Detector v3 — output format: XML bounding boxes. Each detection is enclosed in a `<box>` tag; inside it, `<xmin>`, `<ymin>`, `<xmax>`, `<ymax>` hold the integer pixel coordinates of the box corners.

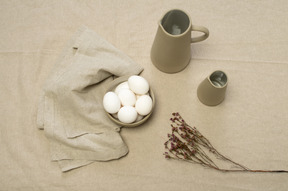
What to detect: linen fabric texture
<box><xmin>37</xmin><ymin>27</ymin><xmax>143</xmax><ymax>172</ymax></box>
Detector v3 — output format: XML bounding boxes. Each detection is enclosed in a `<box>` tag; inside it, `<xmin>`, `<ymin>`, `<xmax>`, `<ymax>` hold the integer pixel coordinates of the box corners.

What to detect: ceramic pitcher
<box><xmin>151</xmin><ymin>9</ymin><xmax>209</xmax><ymax>73</ymax></box>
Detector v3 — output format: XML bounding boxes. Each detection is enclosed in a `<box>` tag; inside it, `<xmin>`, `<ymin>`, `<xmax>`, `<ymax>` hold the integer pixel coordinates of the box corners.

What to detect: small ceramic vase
<box><xmin>197</xmin><ymin>71</ymin><xmax>228</xmax><ymax>106</ymax></box>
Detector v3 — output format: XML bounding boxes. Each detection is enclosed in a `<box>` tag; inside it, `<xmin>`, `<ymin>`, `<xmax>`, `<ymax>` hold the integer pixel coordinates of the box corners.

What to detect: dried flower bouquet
<box><xmin>164</xmin><ymin>113</ymin><xmax>288</xmax><ymax>173</ymax></box>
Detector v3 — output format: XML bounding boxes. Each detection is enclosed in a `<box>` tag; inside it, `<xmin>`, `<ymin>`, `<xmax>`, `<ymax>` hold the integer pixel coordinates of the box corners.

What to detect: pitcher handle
<box><xmin>191</xmin><ymin>25</ymin><xmax>209</xmax><ymax>43</ymax></box>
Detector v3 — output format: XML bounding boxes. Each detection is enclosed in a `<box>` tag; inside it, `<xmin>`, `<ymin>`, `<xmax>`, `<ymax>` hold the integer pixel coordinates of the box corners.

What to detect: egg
<box><xmin>114</xmin><ymin>81</ymin><xmax>129</xmax><ymax>95</ymax></box>
<box><xmin>135</xmin><ymin>95</ymin><xmax>153</xmax><ymax>115</ymax></box>
<box><xmin>136</xmin><ymin>92</ymin><xmax>149</xmax><ymax>100</ymax></box>
<box><xmin>135</xmin><ymin>114</ymin><xmax>144</xmax><ymax>122</ymax></box>
<box><xmin>128</xmin><ymin>75</ymin><xmax>149</xmax><ymax>95</ymax></box>
<box><xmin>103</xmin><ymin>92</ymin><xmax>121</xmax><ymax>114</ymax></box>
<box><xmin>118</xmin><ymin>106</ymin><xmax>138</xmax><ymax>123</ymax></box>
<box><xmin>118</xmin><ymin>89</ymin><xmax>136</xmax><ymax>106</ymax></box>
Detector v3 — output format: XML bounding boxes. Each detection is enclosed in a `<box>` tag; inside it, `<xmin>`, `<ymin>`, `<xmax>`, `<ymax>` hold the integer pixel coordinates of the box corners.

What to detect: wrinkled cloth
<box><xmin>37</xmin><ymin>26</ymin><xmax>143</xmax><ymax>172</ymax></box>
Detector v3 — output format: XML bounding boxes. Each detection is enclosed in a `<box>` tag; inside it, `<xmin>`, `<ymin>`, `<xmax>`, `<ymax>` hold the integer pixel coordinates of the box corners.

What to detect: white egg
<box><xmin>128</xmin><ymin>75</ymin><xmax>149</xmax><ymax>95</ymax></box>
<box><xmin>136</xmin><ymin>94</ymin><xmax>141</xmax><ymax>100</ymax></box>
<box><xmin>114</xmin><ymin>81</ymin><xmax>129</xmax><ymax>95</ymax></box>
<box><xmin>136</xmin><ymin>92</ymin><xmax>149</xmax><ymax>100</ymax></box>
<box><xmin>135</xmin><ymin>114</ymin><xmax>144</xmax><ymax>122</ymax></box>
<box><xmin>135</xmin><ymin>95</ymin><xmax>153</xmax><ymax>116</ymax></box>
<box><xmin>103</xmin><ymin>92</ymin><xmax>121</xmax><ymax>114</ymax></box>
<box><xmin>118</xmin><ymin>89</ymin><xmax>136</xmax><ymax>106</ymax></box>
<box><xmin>117</xmin><ymin>106</ymin><xmax>138</xmax><ymax>123</ymax></box>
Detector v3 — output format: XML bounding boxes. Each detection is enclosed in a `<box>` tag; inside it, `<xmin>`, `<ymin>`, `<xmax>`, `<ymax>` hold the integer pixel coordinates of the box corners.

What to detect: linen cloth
<box><xmin>37</xmin><ymin>26</ymin><xmax>143</xmax><ymax>171</ymax></box>
<box><xmin>1</xmin><ymin>0</ymin><xmax>288</xmax><ymax>191</ymax></box>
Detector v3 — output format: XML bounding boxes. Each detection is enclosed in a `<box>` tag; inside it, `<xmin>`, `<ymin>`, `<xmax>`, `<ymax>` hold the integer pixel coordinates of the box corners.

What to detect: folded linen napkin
<box><xmin>37</xmin><ymin>26</ymin><xmax>143</xmax><ymax>172</ymax></box>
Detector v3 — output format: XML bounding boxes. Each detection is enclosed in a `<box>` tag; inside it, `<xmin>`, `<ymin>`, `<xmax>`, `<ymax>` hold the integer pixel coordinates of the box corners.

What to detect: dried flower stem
<box><xmin>164</xmin><ymin>112</ymin><xmax>288</xmax><ymax>173</ymax></box>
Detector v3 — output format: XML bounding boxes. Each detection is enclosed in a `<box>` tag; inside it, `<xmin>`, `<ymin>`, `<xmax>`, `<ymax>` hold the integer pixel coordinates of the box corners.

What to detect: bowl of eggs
<box><xmin>103</xmin><ymin>75</ymin><xmax>155</xmax><ymax>127</ymax></box>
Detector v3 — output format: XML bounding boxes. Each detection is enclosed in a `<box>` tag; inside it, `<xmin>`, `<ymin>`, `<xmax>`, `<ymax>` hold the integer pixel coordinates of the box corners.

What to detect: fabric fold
<box><xmin>37</xmin><ymin>26</ymin><xmax>143</xmax><ymax>172</ymax></box>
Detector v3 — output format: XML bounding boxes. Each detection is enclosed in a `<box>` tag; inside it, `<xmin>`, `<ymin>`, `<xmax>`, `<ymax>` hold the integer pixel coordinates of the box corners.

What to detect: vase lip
<box><xmin>207</xmin><ymin>70</ymin><xmax>228</xmax><ymax>88</ymax></box>
<box><xmin>158</xmin><ymin>9</ymin><xmax>192</xmax><ymax>38</ymax></box>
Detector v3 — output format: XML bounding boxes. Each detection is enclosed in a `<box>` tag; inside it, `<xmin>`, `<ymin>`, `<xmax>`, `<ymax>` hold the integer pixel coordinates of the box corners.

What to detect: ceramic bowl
<box><xmin>104</xmin><ymin>75</ymin><xmax>155</xmax><ymax>127</ymax></box>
